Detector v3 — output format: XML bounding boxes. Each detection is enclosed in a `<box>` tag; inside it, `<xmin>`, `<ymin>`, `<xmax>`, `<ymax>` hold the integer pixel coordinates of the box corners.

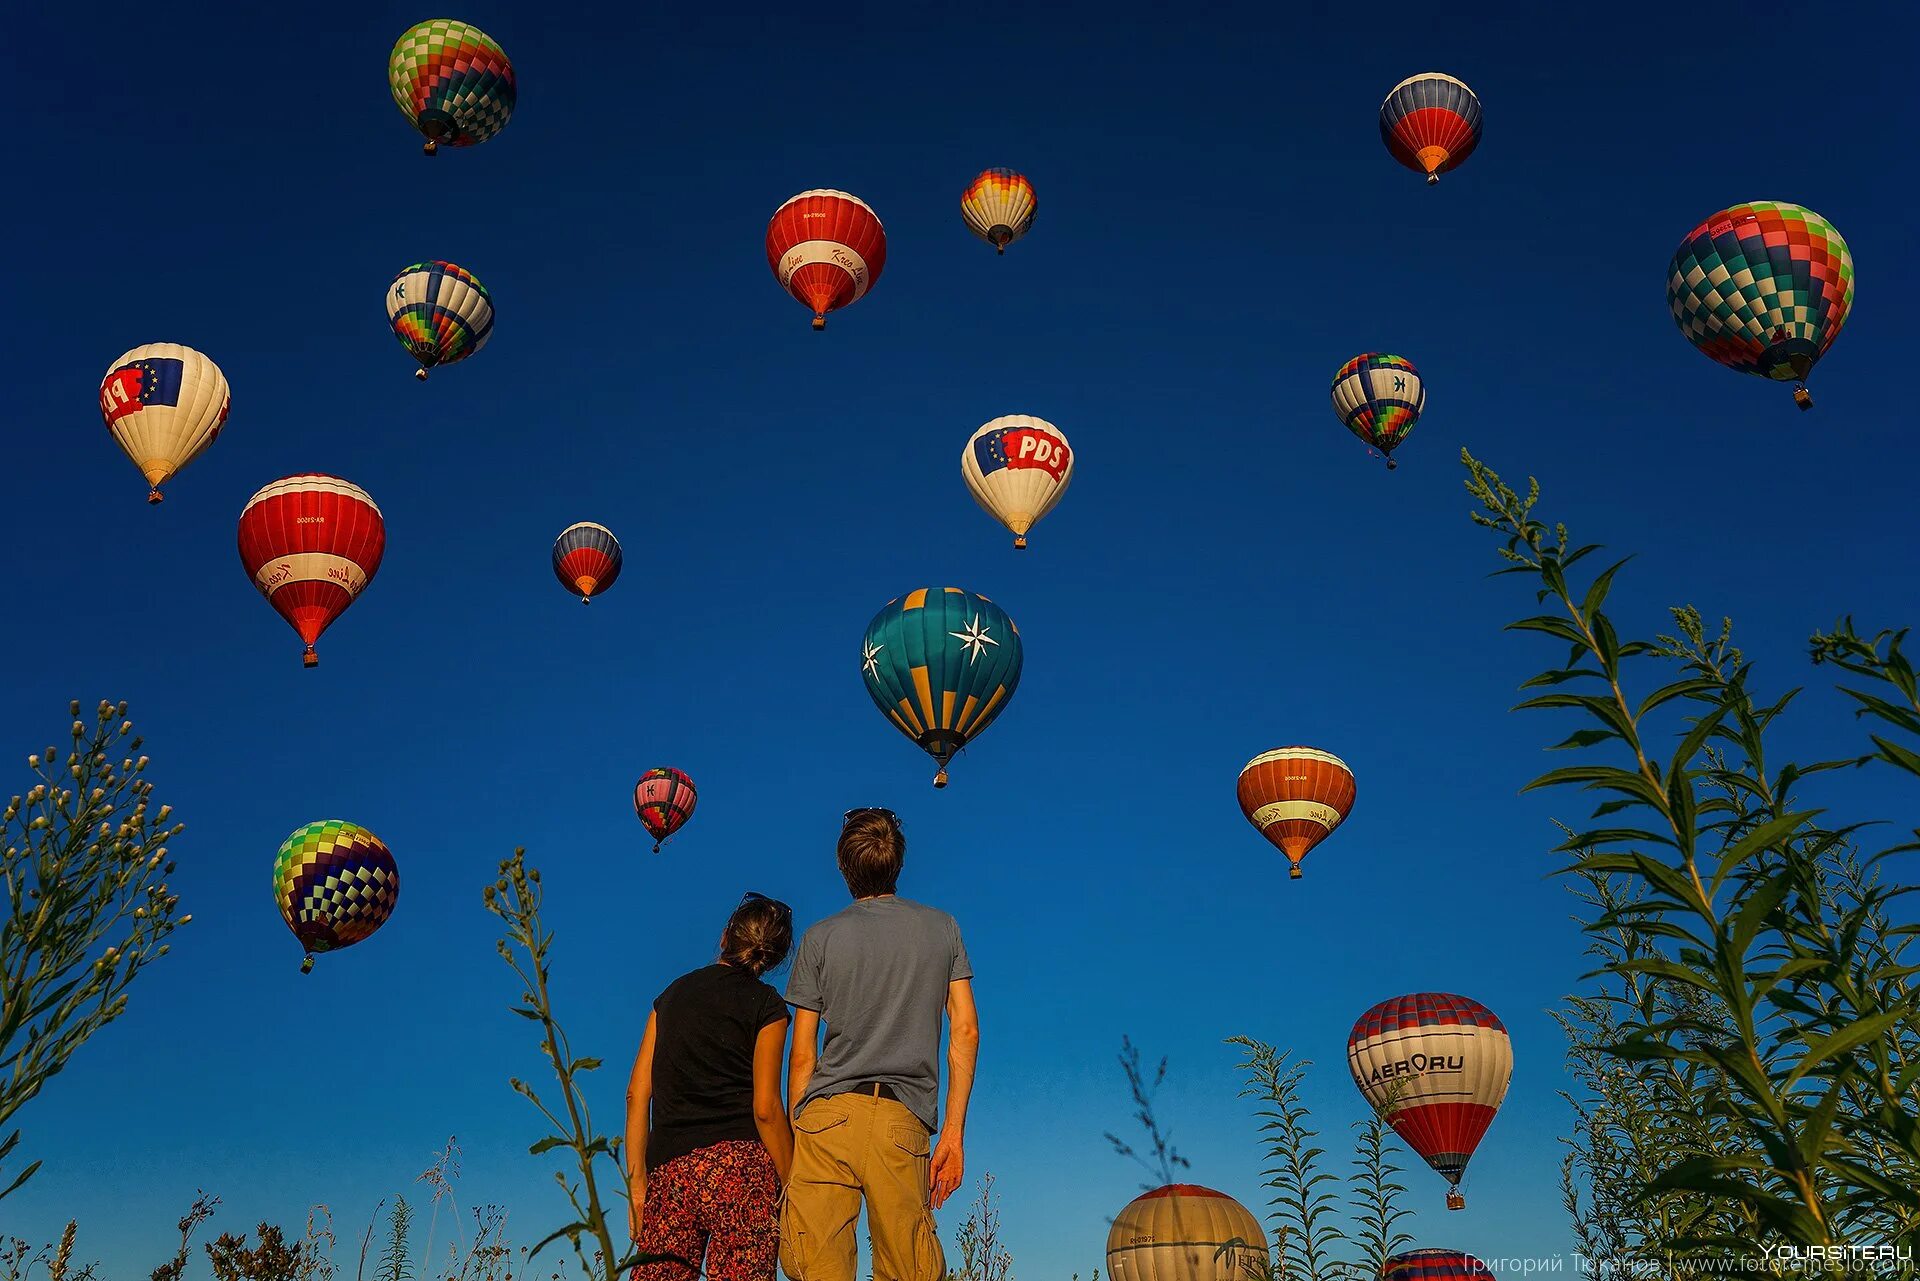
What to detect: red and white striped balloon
<box><xmin>1348</xmin><ymin>993</ymin><xmax>1512</xmax><ymax>1210</ymax></box>
<box><xmin>765</xmin><ymin>189</ymin><xmax>887</xmax><ymax>330</ymax></box>
<box><xmin>237</xmin><ymin>475</ymin><xmax>386</xmax><ymax>667</ymax></box>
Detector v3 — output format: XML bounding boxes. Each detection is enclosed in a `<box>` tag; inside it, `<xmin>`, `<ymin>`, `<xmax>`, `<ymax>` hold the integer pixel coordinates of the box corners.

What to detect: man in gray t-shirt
<box><xmin>780</xmin><ymin>808</ymin><xmax>979</xmax><ymax>1281</ymax></box>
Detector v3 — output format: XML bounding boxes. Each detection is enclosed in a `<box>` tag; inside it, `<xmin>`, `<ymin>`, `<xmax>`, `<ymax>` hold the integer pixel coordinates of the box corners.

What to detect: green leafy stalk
<box><xmin>1103</xmin><ymin>1036</ymin><xmax>1191</xmax><ymax>1189</ymax></box>
<box><xmin>1345</xmin><ymin>1112</ymin><xmax>1411</xmax><ymax>1279</ymax></box>
<box><xmin>1229</xmin><ymin>1037</ymin><xmax>1343</xmax><ymax>1281</ymax></box>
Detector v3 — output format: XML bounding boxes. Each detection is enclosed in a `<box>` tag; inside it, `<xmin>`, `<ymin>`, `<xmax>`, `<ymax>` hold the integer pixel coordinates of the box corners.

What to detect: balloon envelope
<box><xmin>1237</xmin><ymin>747</ymin><xmax>1355</xmax><ymax>878</ymax></box>
<box><xmin>237</xmin><ymin>475</ymin><xmax>386</xmax><ymax>667</ymax></box>
<box><xmin>634</xmin><ymin>768</ymin><xmax>697</xmax><ymax>852</ymax></box>
<box><xmin>1348</xmin><ymin>993</ymin><xmax>1512</xmax><ymax>1206</ymax></box>
<box><xmin>99</xmin><ymin>343</ymin><xmax>231</xmax><ymax>502</ymax></box>
<box><xmin>1667</xmin><ymin>201</ymin><xmax>1853</xmax><ymax>407</ymax></box>
<box><xmin>960</xmin><ymin>168</ymin><xmax>1038</xmax><ymax>254</ymax></box>
<box><xmin>766</xmin><ymin>190</ymin><xmax>887</xmax><ymax>329</ymax></box>
<box><xmin>861</xmin><ymin>588</ymin><xmax>1022</xmax><ymax>787</ymax></box>
<box><xmin>552</xmin><ymin>522</ymin><xmax>622</xmax><ymax>602</ymax></box>
<box><xmin>388</xmin><ymin>261</ymin><xmax>494</xmax><ymax>379</ymax></box>
<box><xmin>1383</xmin><ymin>1250</ymin><xmax>1497</xmax><ymax>1281</ymax></box>
<box><xmin>961</xmin><ymin>415</ymin><xmax>1074</xmax><ymax>548</ymax></box>
<box><xmin>273</xmin><ymin>819</ymin><xmax>399</xmax><ymax>972</ymax></box>
<box><xmin>1379</xmin><ymin>73</ymin><xmax>1482</xmax><ymax>183</ymax></box>
<box><xmin>1106</xmin><ymin>1185</ymin><xmax>1267</xmax><ymax>1281</ymax></box>
<box><xmin>389</xmin><ymin>19</ymin><xmax>516</xmax><ymax>155</ymax></box>
<box><xmin>1331</xmin><ymin>354</ymin><xmax>1424</xmax><ymax>466</ymax></box>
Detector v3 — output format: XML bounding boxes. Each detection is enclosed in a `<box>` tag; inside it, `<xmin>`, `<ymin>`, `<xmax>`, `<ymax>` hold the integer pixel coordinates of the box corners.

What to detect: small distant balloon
<box><xmin>961</xmin><ymin>414</ymin><xmax>1074</xmax><ymax>549</ymax></box>
<box><xmin>766</xmin><ymin>190</ymin><xmax>887</xmax><ymax>330</ymax></box>
<box><xmin>389</xmin><ymin>19</ymin><xmax>516</xmax><ymax>156</ymax></box>
<box><xmin>1380</xmin><ymin>73</ymin><xmax>1482</xmax><ymax>185</ymax></box>
<box><xmin>1237</xmin><ymin>747</ymin><xmax>1355</xmax><ymax>879</ymax></box>
<box><xmin>273</xmin><ymin>819</ymin><xmax>399</xmax><ymax>974</ymax></box>
<box><xmin>387</xmin><ymin>261</ymin><xmax>494</xmax><ymax>380</ymax></box>
<box><xmin>99</xmin><ymin>343</ymin><xmax>231</xmax><ymax>504</ymax></box>
<box><xmin>1331</xmin><ymin>354</ymin><xmax>1424</xmax><ymax>469</ymax></box>
<box><xmin>634</xmin><ymin>768</ymin><xmax>697</xmax><ymax>852</ymax></box>
<box><xmin>237</xmin><ymin>475</ymin><xmax>386</xmax><ymax>668</ymax></box>
<box><xmin>1106</xmin><ymin>1185</ymin><xmax>1267</xmax><ymax>1281</ymax></box>
<box><xmin>552</xmin><ymin>522</ymin><xmax>622</xmax><ymax>603</ymax></box>
<box><xmin>960</xmin><ymin>168</ymin><xmax>1037</xmax><ymax>255</ymax></box>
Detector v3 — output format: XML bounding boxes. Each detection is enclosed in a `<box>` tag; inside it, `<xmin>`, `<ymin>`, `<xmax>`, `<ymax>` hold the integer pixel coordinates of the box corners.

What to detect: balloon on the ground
<box><xmin>1237</xmin><ymin>747</ymin><xmax>1355</xmax><ymax>879</ymax></box>
<box><xmin>634</xmin><ymin>767</ymin><xmax>697</xmax><ymax>853</ymax></box>
<box><xmin>861</xmin><ymin>588</ymin><xmax>1022</xmax><ymax>788</ymax></box>
<box><xmin>388</xmin><ymin>261</ymin><xmax>495</xmax><ymax>380</ymax></box>
<box><xmin>1667</xmin><ymin>201</ymin><xmax>1854</xmax><ymax>410</ymax></box>
<box><xmin>99</xmin><ymin>344</ymin><xmax>231</xmax><ymax>504</ymax></box>
<box><xmin>1106</xmin><ymin>1184</ymin><xmax>1267</xmax><ymax>1281</ymax></box>
<box><xmin>238</xmin><ymin>475</ymin><xmax>386</xmax><ymax>668</ymax></box>
<box><xmin>766</xmin><ymin>190</ymin><xmax>887</xmax><ymax>330</ymax></box>
<box><xmin>1383</xmin><ymin>1250</ymin><xmax>1497</xmax><ymax>1281</ymax></box>
<box><xmin>389</xmin><ymin>19</ymin><xmax>516</xmax><ymax>156</ymax></box>
<box><xmin>1348</xmin><ymin>993</ymin><xmax>1512</xmax><ymax>1210</ymax></box>
<box><xmin>273</xmin><ymin>819</ymin><xmax>400</xmax><ymax>973</ymax></box>
<box><xmin>1331</xmin><ymin>354</ymin><xmax>1424</xmax><ymax>469</ymax></box>
<box><xmin>552</xmin><ymin>522</ymin><xmax>622</xmax><ymax>603</ymax></box>
<box><xmin>960</xmin><ymin>168</ymin><xmax>1038</xmax><ymax>255</ymax></box>
<box><xmin>1380</xmin><ymin>73</ymin><xmax>1482</xmax><ymax>184</ymax></box>
<box><xmin>961</xmin><ymin>415</ymin><xmax>1074</xmax><ymax>549</ymax></box>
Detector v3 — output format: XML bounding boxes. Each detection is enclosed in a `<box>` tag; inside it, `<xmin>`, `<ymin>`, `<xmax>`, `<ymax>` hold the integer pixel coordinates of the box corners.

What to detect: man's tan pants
<box><xmin>779</xmin><ymin>1093</ymin><xmax>945</xmax><ymax>1281</ymax></box>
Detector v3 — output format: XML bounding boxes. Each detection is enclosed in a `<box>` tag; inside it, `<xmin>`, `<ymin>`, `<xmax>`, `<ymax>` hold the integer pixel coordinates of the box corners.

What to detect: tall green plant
<box><xmin>1</xmin><ymin>700</ymin><xmax>189</xmax><ymax>1199</ymax></box>
<box><xmin>1229</xmin><ymin>1037</ymin><xmax>1343</xmax><ymax>1280</ymax></box>
<box><xmin>1464</xmin><ymin>449</ymin><xmax>1920</xmax><ymax>1256</ymax></box>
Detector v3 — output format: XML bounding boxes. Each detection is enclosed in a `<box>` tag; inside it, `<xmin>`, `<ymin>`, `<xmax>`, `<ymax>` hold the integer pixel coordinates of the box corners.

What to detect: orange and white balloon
<box><xmin>1106</xmin><ymin>1185</ymin><xmax>1266</xmax><ymax>1281</ymax></box>
<box><xmin>98</xmin><ymin>343</ymin><xmax>231</xmax><ymax>503</ymax></box>
<box><xmin>961</xmin><ymin>415</ymin><xmax>1074</xmax><ymax>549</ymax></box>
<box><xmin>765</xmin><ymin>190</ymin><xmax>887</xmax><ymax>330</ymax></box>
<box><xmin>1236</xmin><ymin>747</ymin><xmax>1355</xmax><ymax>879</ymax></box>
<box><xmin>960</xmin><ymin>168</ymin><xmax>1037</xmax><ymax>255</ymax></box>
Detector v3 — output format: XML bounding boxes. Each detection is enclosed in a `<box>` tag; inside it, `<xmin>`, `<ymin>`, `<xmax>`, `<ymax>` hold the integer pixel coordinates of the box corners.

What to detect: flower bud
<box><xmin>71</xmin><ymin>721</ymin><xmax>85</xmax><ymax>739</ymax></box>
<box><xmin>178</xmin><ymin>914</ymin><xmax>192</xmax><ymax>925</ymax></box>
<box><xmin>27</xmin><ymin>755</ymin><xmax>38</xmax><ymax>768</ymax></box>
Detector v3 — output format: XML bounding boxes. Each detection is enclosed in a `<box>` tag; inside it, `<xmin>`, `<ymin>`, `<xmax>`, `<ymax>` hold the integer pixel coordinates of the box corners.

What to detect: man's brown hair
<box><xmin>837</xmin><ymin>809</ymin><xmax>904</xmax><ymax>898</ymax></box>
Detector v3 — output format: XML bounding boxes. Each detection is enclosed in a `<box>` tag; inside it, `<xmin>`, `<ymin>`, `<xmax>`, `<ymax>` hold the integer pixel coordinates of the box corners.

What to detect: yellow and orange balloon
<box><xmin>960</xmin><ymin>168</ymin><xmax>1037</xmax><ymax>255</ymax></box>
<box><xmin>1237</xmin><ymin>746</ymin><xmax>1355</xmax><ymax>878</ymax></box>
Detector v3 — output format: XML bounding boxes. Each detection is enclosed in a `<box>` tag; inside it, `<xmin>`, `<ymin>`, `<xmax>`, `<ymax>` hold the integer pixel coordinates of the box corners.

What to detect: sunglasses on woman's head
<box><xmin>740</xmin><ymin>890</ymin><xmax>792</xmax><ymax>919</ymax></box>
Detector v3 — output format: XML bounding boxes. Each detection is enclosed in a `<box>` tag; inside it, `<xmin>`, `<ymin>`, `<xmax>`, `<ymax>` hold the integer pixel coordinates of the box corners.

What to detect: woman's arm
<box><xmin>752</xmin><ymin>1016</ymin><xmax>795</xmax><ymax>1183</ymax></box>
<box><xmin>787</xmin><ymin>1007</ymin><xmax>820</xmax><ymax>1119</ymax></box>
<box><xmin>623</xmin><ymin>1012</ymin><xmax>658</xmax><ymax>1240</ymax></box>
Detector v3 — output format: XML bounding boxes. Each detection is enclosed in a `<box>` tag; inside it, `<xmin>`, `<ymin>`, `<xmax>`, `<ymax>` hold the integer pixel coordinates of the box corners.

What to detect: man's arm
<box><xmin>930</xmin><ymin>978</ymin><xmax>979</xmax><ymax>1210</ymax></box>
<box><xmin>788</xmin><ymin>1006</ymin><xmax>821</xmax><ymax>1119</ymax></box>
<box><xmin>752</xmin><ymin>1016</ymin><xmax>796</xmax><ymax>1182</ymax></box>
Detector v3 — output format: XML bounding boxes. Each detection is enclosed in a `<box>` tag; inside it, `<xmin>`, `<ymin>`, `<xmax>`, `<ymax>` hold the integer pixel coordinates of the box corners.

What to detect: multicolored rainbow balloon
<box><xmin>388</xmin><ymin>19</ymin><xmax>516</xmax><ymax>156</ymax></box>
<box><xmin>1331</xmin><ymin>353</ymin><xmax>1425</xmax><ymax>469</ymax></box>
<box><xmin>387</xmin><ymin>261</ymin><xmax>494</xmax><ymax>380</ymax></box>
<box><xmin>272</xmin><ymin>820</ymin><xmax>400</xmax><ymax>973</ymax></box>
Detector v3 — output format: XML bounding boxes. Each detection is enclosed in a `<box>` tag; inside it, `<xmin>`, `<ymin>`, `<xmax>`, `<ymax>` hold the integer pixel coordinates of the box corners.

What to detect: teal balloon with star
<box><xmin>860</xmin><ymin>587</ymin><xmax>1024</xmax><ymax>788</ymax></box>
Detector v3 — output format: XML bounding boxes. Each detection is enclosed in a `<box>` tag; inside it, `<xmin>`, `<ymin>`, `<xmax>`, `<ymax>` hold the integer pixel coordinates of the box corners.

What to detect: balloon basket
<box><xmin>303</xmin><ymin>651</ymin><xmax>318</xmax><ymax>669</ymax></box>
<box><xmin>811</xmin><ymin>315</ymin><xmax>827</xmax><ymax>331</ymax></box>
<box><xmin>1447</xmin><ymin>1190</ymin><xmax>1465</xmax><ymax>1211</ymax></box>
<box><xmin>1794</xmin><ymin>386</ymin><xmax>1813</xmax><ymax>411</ymax></box>
<box><xmin>148</xmin><ymin>489</ymin><xmax>164</xmax><ymax>505</ymax></box>
<box><xmin>415</xmin><ymin>368</ymin><xmax>429</xmax><ymax>381</ymax></box>
<box><xmin>301</xmin><ymin>955</ymin><xmax>314</xmax><ymax>974</ymax></box>
<box><xmin>581</xmin><ymin>595</ymin><xmax>592</xmax><ymax>605</ymax></box>
<box><xmin>652</xmin><ymin>841</ymin><xmax>662</xmax><ymax>854</ymax></box>
<box><xmin>1289</xmin><ymin>864</ymin><xmax>1303</xmax><ymax>880</ymax></box>
<box><xmin>423</xmin><ymin>140</ymin><xmax>438</xmax><ymax>157</ymax></box>
<box><xmin>1013</xmin><ymin>534</ymin><xmax>1028</xmax><ymax>550</ymax></box>
<box><xmin>933</xmin><ymin>767</ymin><xmax>949</xmax><ymax>789</ymax></box>
<box><xmin>1427</xmin><ymin>173</ymin><xmax>1440</xmax><ymax>186</ymax></box>
<box><xmin>1386</xmin><ymin>458</ymin><xmax>1398</xmax><ymax>471</ymax></box>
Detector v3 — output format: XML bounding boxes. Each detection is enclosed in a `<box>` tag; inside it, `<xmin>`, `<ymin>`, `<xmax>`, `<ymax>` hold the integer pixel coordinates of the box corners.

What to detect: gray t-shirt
<box><xmin>784</xmin><ymin>896</ymin><xmax>972</xmax><ymax>1131</ymax></box>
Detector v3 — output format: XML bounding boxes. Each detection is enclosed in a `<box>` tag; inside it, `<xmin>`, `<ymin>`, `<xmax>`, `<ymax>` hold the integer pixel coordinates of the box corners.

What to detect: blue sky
<box><xmin>5</xmin><ymin>0</ymin><xmax>1916</xmax><ymax>1273</ymax></box>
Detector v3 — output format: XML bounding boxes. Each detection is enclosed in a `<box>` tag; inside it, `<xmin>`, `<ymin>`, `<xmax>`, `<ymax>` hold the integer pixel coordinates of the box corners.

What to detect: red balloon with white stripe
<box><xmin>1348</xmin><ymin>993</ymin><xmax>1512</xmax><ymax>1210</ymax></box>
<box><xmin>237</xmin><ymin>475</ymin><xmax>386</xmax><ymax>668</ymax></box>
<box><xmin>766</xmin><ymin>189</ymin><xmax>887</xmax><ymax>330</ymax></box>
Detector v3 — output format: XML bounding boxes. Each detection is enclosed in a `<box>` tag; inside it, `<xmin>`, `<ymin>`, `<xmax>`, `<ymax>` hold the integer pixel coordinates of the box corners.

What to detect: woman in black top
<box><xmin>625</xmin><ymin>893</ymin><xmax>794</xmax><ymax>1281</ymax></box>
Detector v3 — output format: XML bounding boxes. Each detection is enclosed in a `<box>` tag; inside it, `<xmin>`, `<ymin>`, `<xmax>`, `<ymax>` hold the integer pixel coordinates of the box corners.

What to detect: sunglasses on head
<box><xmin>844</xmin><ymin>806</ymin><xmax>900</xmax><ymax>826</ymax></box>
<box><xmin>740</xmin><ymin>890</ymin><xmax>792</xmax><ymax>920</ymax></box>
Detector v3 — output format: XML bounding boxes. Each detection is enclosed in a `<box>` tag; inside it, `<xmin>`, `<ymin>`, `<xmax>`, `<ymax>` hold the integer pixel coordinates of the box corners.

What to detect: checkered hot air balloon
<box><xmin>387</xmin><ymin>261</ymin><xmax>495</xmax><ymax>380</ymax></box>
<box><xmin>237</xmin><ymin>475</ymin><xmax>386</xmax><ymax>668</ymax></box>
<box><xmin>552</xmin><ymin>522</ymin><xmax>622</xmax><ymax>603</ymax></box>
<box><xmin>1667</xmin><ymin>201</ymin><xmax>1854</xmax><ymax>410</ymax></box>
<box><xmin>1348</xmin><ymin>993</ymin><xmax>1512</xmax><ymax>1210</ymax></box>
<box><xmin>861</xmin><ymin>588</ymin><xmax>1023</xmax><ymax>788</ymax></box>
<box><xmin>961</xmin><ymin>415</ymin><xmax>1074</xmax><ymax>550</ymax></box>
<box><xmin>1105</xmin><ymin>1185</ymin><xmax>1267</xmax><ymax>1281</ymax></box>
<box><xmin>1383</xmin><ymin>1250</ymin><xmax>1497</xmax><ymax>1281</ymax></box>
<box><xmin>1331</xmin><ymin>354</ymin><xmax>1424</xmax><ymax>469</ymax></box>
<box><xmin>634</xmin><ymin>768</ymin><xmax>697</xmax><ymax>853</ymax></box>
<box><xmin>766</xmin><ymin>190</ymin><xmax>887</xmax><ymax>330</ymax></box>
<box><xmin>273</xmin><ymin>820</ymin><xmax>400</xmax><ymax>973</ymax></box>
<box><xmin>388</xmin><ymin>19</ymin><xmax>516</xmax><ymax>157</ymax></box>
<box><xmin>1237</xmin><ymin>747</ymin><xmax>1356</xmax><ymax>880</ymax></box>
<box><xmin>960</xmin><ymin>168</ymin><xmax>1037</xmax><ymax>255</ymax></box>
<box><xmin>98</xmin><ymin>343</ymin><xmax>231</xmax><ymax>503</ymax></box>
<box><xmin>1379</xmin><ymin>73</ymin><xmax>1482</xmax><ymax>185</ymax></box>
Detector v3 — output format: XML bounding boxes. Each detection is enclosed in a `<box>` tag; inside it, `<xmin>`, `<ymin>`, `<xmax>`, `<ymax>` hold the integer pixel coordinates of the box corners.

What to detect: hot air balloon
<box><xmin>961</xmin><ymin>415</ymin><xmax>1074</xmax><ymax>549</ymax></box>
<box><xmin>960</xmin><ymin>168</ymin><xmax>1037</xmax><ymax>255</ymax></box>
<box><xmin>388</xmin><ymin>19</ymin><xmax>516</xmax><ymax>156</ymax></box>
<box><xmin>1332</xmin><ymin>354</ymin><xmax>1424</xmax><ymax>469</ymax></box>
<box><xmin>273</xmin><ymin>819</ymin><xmax>400</xmax><ymax>973</ymax></box>
<box><xmin>1383</xmin><ymin>1250</ymin><xmax>1496</xmax><ymax>1281</ymax></box>
<box><xmin>1237</xmin><ymin>747</ymin><xmax>1355</xmax><ymax>879</ymax></box>
<box><xmin>238</xmin><ymin>475</ymin><xmax>386</xmax><ymax>668</ymax></box>
<box><xmin>1349</xmin><ymin>993</ymin><xmax>1513</xmax><ymax>1210</ymax></box>
<box><xmin>1667</xmin><ymin>201</ymin><xmax>1854</xmax><ymax>410</ymax></box>
<box><xmin>634</xmin><ymin>767</ymin><xmax>697</xmax><ymax>853</ymax></box>
<box><xmin>98</xmin><ymin>344</ymin><xmax>231</xmax><ymax>503</ymax></box>
<box><xmin>1106</xmin><ymin>1185</ymin><xmax>1267</xmax><ymax>1281</ymax></box>
<box><xmin>1380</xmin><ymin>73</ymin><xmax>1482</xmax><ymax>185</ymax></box>
<box><xmin>766</xmin><ymin>190</ymin><xmax>887</xmax><ymax>330</ymax></box>
<box><xmin>388</xmin><ymin>261</ymin><xmax>494</xmax><ymax>380</ymax></box>
<box><xmin>861</xmin><ymin>588</ymin><xmax>1022</xmax><ymax>788</ymax></box>
<box><xmin>552</xmin><ymin>522</ymin><xmax>622</xmax><ymax>603</ymax></box>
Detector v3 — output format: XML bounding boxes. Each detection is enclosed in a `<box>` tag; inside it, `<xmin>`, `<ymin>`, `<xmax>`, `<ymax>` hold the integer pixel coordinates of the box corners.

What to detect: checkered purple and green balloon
<box><xmin>273</xmin><ymin>819</ymin><xmax>400</xmax><ymax>972</ymax></box>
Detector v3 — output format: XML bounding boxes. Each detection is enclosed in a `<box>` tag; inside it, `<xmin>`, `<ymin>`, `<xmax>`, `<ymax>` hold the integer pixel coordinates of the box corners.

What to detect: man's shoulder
<box><xmin>889</xmin><ymin>896</ymin><xmax>960</xmax><ymax>929</ymax></box>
